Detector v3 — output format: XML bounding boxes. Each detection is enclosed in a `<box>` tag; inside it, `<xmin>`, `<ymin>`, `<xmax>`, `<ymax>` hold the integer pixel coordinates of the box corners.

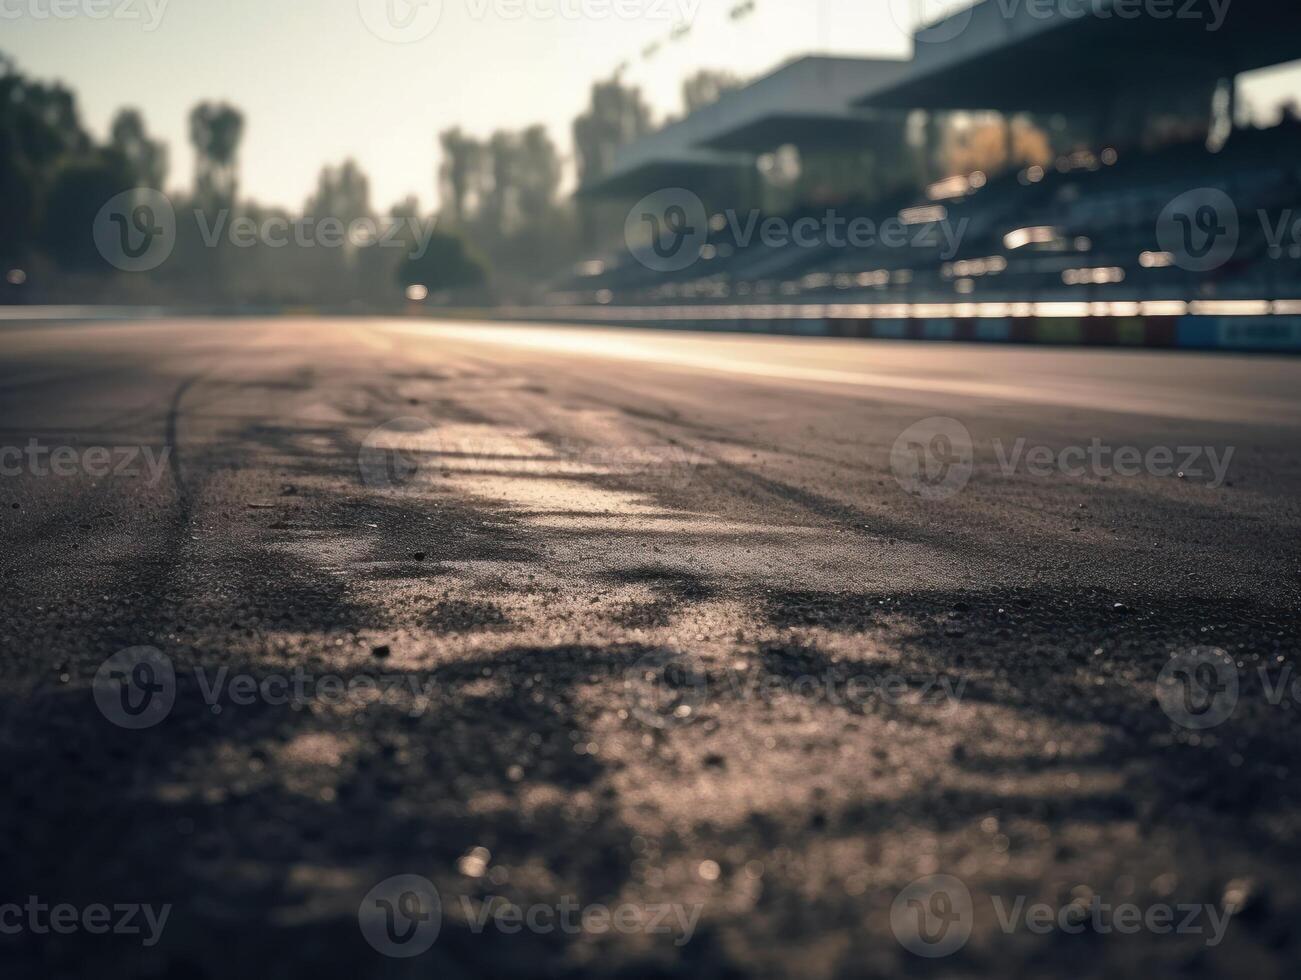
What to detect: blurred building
<box><xmin>557</xmin><ymin>0</ymin><xmax>1301</xmax><ymax>350</ymax></box>
<box><xmin>581</xmin><ymin>55</ymin><xmax>913</xmax><ymax>214</ymax></box>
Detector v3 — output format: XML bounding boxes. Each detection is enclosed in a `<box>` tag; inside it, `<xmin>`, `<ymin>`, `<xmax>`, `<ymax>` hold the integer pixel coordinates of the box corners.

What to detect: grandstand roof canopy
<box><xmin>576</xmin><ymin>156</ymin><xmax>750</xmax><ymax>199</ymax></box>
<box><xmin>579</xmin><ymin>55</ymin><xmax>907</xmax><ymax>198</ymax></box>
<box><xmin>699</xmin><ymin>115</ymin><xmax>903</xmax><ymax>153</ymax></box>
<box><xmin>691</xmin><ymin>56</ymin><xmax>909</xmax><ymax>152</ymax></box>
<box><xmin>857</xmin><ymin>0</ymin><xmax>1301</xmax><ymax>113</ymax></box>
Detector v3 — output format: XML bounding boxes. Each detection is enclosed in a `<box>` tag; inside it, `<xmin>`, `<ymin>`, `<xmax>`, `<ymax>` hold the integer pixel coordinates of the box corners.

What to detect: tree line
<box><xmin>0</xmin><ymin>51</ymin><xmax>739</xmax><ymax>307</ymax></box>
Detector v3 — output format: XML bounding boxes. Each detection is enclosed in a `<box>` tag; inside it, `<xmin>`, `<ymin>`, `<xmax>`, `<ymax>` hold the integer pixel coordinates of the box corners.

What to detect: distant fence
<box><xmin>464</xmin><ymin>303</ymin><xmax>1301</xmax><ymax>353</ymax></box>
<box><xmin>3</xmin><ymin>303</ymin><xmax>1299</xmax><ymax>352</ymax></box>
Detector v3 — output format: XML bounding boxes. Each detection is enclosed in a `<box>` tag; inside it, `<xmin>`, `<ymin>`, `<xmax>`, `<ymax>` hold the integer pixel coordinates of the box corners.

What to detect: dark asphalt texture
<box><xmin>1</xmin><ymin>317</ymin><xmax>1299</xmax><ymax>979</ymax></box>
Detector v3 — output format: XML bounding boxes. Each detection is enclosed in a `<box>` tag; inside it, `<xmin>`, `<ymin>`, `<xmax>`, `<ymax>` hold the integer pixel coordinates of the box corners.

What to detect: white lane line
<box><xmin>381</xmin><ymin>321</ymin><xmax>1299</xmax><ymax>423</ymax></box>
<box><xmin>383</xmin><ymin>322</ymin><xmax>1029</xmax><ymax>398</ymax></box>
<box><xmin>347</xmin><ymin>324</ymin><xmax>394</xmax><ymax>351</ymax></box>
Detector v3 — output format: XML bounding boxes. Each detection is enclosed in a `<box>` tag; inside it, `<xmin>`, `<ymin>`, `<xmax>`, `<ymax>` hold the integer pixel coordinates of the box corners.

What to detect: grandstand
<box><xmin>548</xmin><ymin>0</ymin><xmax>1301</xmax><ymax>351</ymax></box>
<box><xmin>581</xmin><ymin>56</ymin><xmax>911</xmax><ymax>205</ymax></box>
<box><xmin>863</xmin><ymin>0</ymin><xmax>1301</xmax><ymax>116</ymax></box>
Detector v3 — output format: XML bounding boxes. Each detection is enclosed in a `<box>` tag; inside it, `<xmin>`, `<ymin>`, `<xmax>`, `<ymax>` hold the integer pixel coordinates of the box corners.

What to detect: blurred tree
<box><xmin>486</xmin><ymin>130</ymin><xmax>522</xmax><ymax>241</ymax></box>
<box><xmin>388</xmin><ymin>194</ymin><xmax>421</xmax><ymax>221</ymax></box>
<box><xmin>109</xmin><ymin>109</ymin><xmax>167</xmax><ymax>189</ymax></box>
<box><xmin>305</xmin><ymin>159</ymin><xmax>372</xmax><ymax>227</ymax></box>
<box><xmin>571</xmin><ymin>77</ymin><xmax>653</xmax><ymax>266</ymax></box>
<box><xmin>571</xmin><ymin>77</ymin><xmax>653</xmax><ymax>186</ymax></box>
<box><xmin>485</xmin><ymin>125</ymin><xmax>567</xmax><ymax>289</ymax></box>
<box><xmin>433</xmin><ymin>125</ymin><xmax>566</xmax><ymax>294</ymax></box>
<box><xmin>438</xmin><ymin>128</ymin><xmax>489</xmax><ymax>228</ymax></box>
<box><xmin>0</xmin><ymin>55</ymin><xmax>91</xmax><ymax>264</ymax></box>
<box><xmin>353</xmin><ymin>196</ymin><xmax>425</xmax><ymax>306</ymax></box>
<box><xmin>189</xmin><ymin>102</ymin><xmax>244</xmax><ymax>214</ymax></box>
<box><xmin>41</xmin><ymin>150</ymin><xmax>136</xmax><ymax>271</ymax></box>
<box><xmin>682</xmin><ymin>69</ymin><xmax>743</xmax><ymax>114</ymax></box>
<box><xmin>480</xmin><ymin>126</ymin><xmax>561</xmax><ymax>242</ymax></box>
<box><xmin>298</xmin><ymin>159</ymin><xmax>375</xmax><ymax>302</ymax></box>
<box><xmin>516</xmin><ymin>125</ymin><xmax>562</xmax><ymax>232</ymax></box>
<box><xmin>396</xmin><ymin>230</ymin><xmax>486</xmax><ymax>295</ymax></box>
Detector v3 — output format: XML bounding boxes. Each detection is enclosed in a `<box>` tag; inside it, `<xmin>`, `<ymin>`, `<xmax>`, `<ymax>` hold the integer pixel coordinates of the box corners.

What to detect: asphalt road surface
<box><xmin>2</xmin><ymin>316</ymin><xmax>1299</xmax><ymax>979</ymax></box>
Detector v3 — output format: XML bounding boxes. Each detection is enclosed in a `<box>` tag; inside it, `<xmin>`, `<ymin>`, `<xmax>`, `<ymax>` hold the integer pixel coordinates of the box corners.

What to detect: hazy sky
<box><xmin>6</xmin><ymin>0</ymin><xmax>1298</xmax><ymax>213</ymax></box>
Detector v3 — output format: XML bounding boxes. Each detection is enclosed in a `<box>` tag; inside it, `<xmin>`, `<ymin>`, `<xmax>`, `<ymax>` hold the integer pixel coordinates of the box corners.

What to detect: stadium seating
<box><xmin>555</xmin><ymin>120</ymin><xmax>1301</xmax><ymax>309</ymax></box>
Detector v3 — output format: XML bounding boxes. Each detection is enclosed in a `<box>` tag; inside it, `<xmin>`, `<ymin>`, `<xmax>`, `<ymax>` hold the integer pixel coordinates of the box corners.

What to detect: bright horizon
<box><xmin>7</xmin><ymin>0</ymin><xmax>1299</xmax><ymax>214</ymax></box>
